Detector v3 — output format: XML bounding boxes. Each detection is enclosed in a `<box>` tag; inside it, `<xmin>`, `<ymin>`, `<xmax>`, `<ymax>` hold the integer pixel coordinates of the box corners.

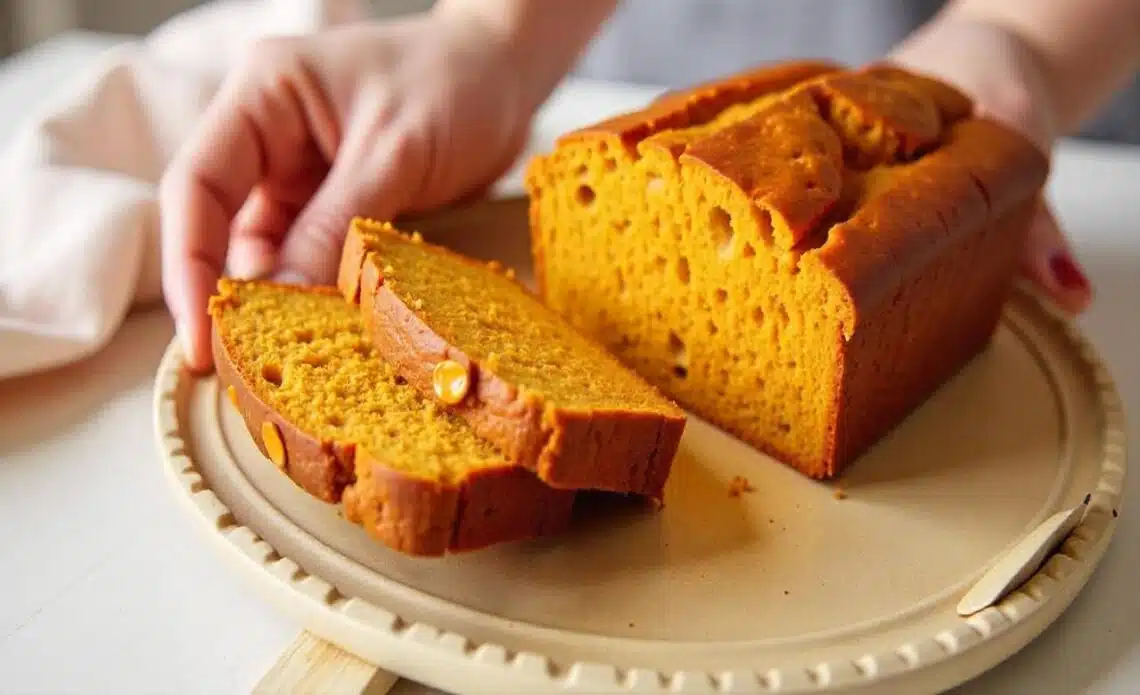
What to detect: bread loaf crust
<box><xmin>211</xmin><ymin>296</ymin><xmax>577</xmax><ymax>556</ymax></box>
<box><xmin>339</xmin><ymin>228</ymin><xmax>686</xmax><ymax>501</ymax></box>
<box><xmin>526</xmin><ymin>60</ymin><xmax>1050</xmax><ymax>479</ymax></box>
<box><xmin>563</xmin><ymin>60</ymin><xmax>842</xmax><ymax>148</ymax></box>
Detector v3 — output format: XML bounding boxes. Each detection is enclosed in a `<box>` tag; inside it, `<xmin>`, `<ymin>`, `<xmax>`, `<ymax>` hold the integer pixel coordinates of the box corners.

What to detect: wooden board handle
<box><xmin>253</xmin><ymin>631</ymin><xmax>400</xmax><ymax>695</ymax></box>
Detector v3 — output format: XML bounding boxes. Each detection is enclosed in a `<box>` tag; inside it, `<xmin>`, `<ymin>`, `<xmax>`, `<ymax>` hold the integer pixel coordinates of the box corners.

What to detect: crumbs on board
<box><xmin>728</xmin><ymin>475</ymin><xmax>755</xmax><ymax>497</ymax></box>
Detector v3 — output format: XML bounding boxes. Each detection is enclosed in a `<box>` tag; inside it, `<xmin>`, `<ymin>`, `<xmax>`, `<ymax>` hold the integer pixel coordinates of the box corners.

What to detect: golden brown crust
<box><xmin>810</xmin><ymin>71</ymin><xmax>943</xmax><ymax>163</ymax></box>
<box><xmin>209</xmin><ymin>283</ymin><xmax>577</xmax><ymax>557</ymax></box>
<box><xmin>859</xmin><ymin>63</ymin><xmax>975</xmax><ymax>123</ymax></box>
<box><xmin>678</xmin><ymin>89</ymin><xmax>846</xmax><ymax>249</ymax></box>
<box><xmin>337</xmin><ymin>225</ymin><xmax>687</xmax><ymax>501</ymax></box>
<box><xmin>825</xmin><ymin>198</ymin><xmax>1038</xmax><ymax>475</ymax></box>
<box><xmin>810</xmin><ymin>116</ymin><xmax>1048</xmax><ymax>327</ymax></box>
<box><xmin>562</xmin><ymin>59</ymin><xmax>842</xmax><ymax>149</ymax></box>
<box><xmin>675</xmin><ymin>69</ymin><xmax>985</xmax><ymax>251</ymax></box>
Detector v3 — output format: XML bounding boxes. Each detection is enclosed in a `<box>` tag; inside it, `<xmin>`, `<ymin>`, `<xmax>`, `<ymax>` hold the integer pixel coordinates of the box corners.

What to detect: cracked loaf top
<box><xmin>549</xmin><ymin>60</ymin><xmax>1051</xmax><ymax>332</ymax></box>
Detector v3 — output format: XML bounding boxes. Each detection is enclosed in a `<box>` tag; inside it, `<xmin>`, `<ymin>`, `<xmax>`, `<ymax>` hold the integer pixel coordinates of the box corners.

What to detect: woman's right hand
<box><xmin>161</xmin><ymin>0</ymin><xmax>618</xmax><ymax>373</ymax></box>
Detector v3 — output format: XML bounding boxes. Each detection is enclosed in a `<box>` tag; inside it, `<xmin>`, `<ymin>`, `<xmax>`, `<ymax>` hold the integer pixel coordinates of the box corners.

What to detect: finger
<box><xmin>275</xmin><ymin>124</ymin><xmax>422</xmax><ymax>284</ymax></box>
<box><xmin>229</xmin><ymin>159</ymin><xmax>327</xmax><ymax>279</ymax></box>
<box><xmin>160</xmin><ymin>98</ymin><xmax>265</xmax><ymax>372</ymax></box>
<box><xmin>161</xmin><ymin>38</ymin><xmax>338</xmax><ymax>372</ymax></box>
<box><xmin>228</xmin><ymin>188</ymin><xmax>297</xmax><ymax>279</ymax></box>
<box><xmin>1019</xmin><ymin>201</ymin><xmax>1093</xmax><ymax>315</ymax></box>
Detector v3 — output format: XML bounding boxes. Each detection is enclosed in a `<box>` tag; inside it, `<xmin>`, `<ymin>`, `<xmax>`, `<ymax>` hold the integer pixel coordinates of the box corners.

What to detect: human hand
<box><xmin>889</xmin><ymin>16</ymin><xmax>1094</xmax><ymax>316</ymax></box>
<box><xmin>160</xmin><ymin>11</ymin><xmax>538</xmax><ymax>372</ymax></box>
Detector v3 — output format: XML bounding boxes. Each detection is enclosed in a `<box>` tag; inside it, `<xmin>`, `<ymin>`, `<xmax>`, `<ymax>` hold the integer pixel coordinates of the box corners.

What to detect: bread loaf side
<box><xmin>525</xmin><ymin>61</ymin><xmax>1048</xmax><ymax>478</ymax></box>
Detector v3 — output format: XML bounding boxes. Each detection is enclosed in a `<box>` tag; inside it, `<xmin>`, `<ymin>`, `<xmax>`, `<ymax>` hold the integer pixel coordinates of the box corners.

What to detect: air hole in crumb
<box><xmin>805</xmin><ymin>181</ymin><xmax>818</xmax><ymax>191</ymax></box>
<box><xmin>752</xmin><ymin>306</ymin><xmax>765</xmax><ymax>325</ymax></box>
<box><xmin>576</xmin><ymin>185</ymin><xmax>596</xmax><ymax>205</ymax></box>
<box><xmin>707</xmin><ymin>320</ymin><xmax>719</xmax><ymax>335</ymax></box>
<box><xmin>354</xmin><ymin>343</ymin><xmax>371</xmax><ymax>357</ymax></box>
<box><xmin>791</xmin><ymin>148</ymin><xmax>804</xmax><ymax>159</ymax></box>
<box><xmin>615</xmin><ymin>267</ymin><xmax>626</xmax><ymax>294</ymax></box>
<box><xmin>742</xmin><ymin>242</ymin><xmax>756</xmax><ymax>258</ymax></box>
<box><xmin>668</xmin><ymin>331</ymin><xmax>688</xmax><ymax>378</ymax></box>
<box><xmin>709</xmin><ymin>207</ymin><xmax>734</xmax><ymax>259</ymax></box>
<box><xmin>653</xmin><ymin>256</ymin><xmax>667</xmax><ymax>272</ymax></box>
<box><xmin>787</xmin><ymin>360</ymin><xmax>797</xmax><ymax>368</ymax></box>
<box><xmin>261</xmin><ymin>363</ymin><xmax>282</xmax><ymax>387</ymax></box>
<box><xmin>604</xmin><ymin>157</ymin><xmax>617</xmax><ymax>171</ymax></box>
<box><xmin>394</xmin><ymin>375</ymin><xmax>407</xmax><ymax>386</ymax></box>
<box><xmin>326</xmin><ymin>414</ymin><xmax>344</xmax><ymax>427</ymax></box>
<box><xmin>575</xmin><ymin>164</ymin><xmax>588</xmax><ymax>177</ymax></box>
<box><xmin>677</xmin><ymin>257</ymin><xmax>691</xmax><ymax>285</ymax></box>
<box><xmin>668</xmin><ymin>331</ymin><xmax>687</xmax><ymax>356</ymax></box>
<box><xmin>293</xmin><ymin>329</ymin><xmax>314</xmax><ymax>343</ymax></box>
<box><xmin>613</xmin><ymin>219</ymin><xmax>631</xmax><ymax>234</ymax></box>
<box><xmin>777</xmin><ymin>304</ymin><xmax>790</xmax><ymax>326</ymax></box>
<box><xmin>714</xmin><ymin>288</ymin><xmax>728</xmax><ymax>303</ymax></box>
<box><xmin>778</xmin><ymin>422</ymin><xmax>791</xmax><ymax>433</ymax></box>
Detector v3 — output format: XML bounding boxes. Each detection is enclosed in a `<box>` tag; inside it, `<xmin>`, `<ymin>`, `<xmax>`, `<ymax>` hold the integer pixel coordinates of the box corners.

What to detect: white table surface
<box><xmin>1</xmin><ymin>32</ymin><xmax>1137</xmax><ymax>695</ymax></box>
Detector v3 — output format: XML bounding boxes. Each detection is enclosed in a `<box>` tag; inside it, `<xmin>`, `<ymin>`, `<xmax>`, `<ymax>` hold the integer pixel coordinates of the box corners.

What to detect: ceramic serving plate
<box><xmin>153</xmin><ymin>198</ymin><xmax>1126</xmax><ymax>695</ymax></box>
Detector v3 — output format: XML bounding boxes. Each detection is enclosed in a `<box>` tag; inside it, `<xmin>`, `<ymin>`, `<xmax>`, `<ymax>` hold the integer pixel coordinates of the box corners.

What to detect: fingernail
<box><xmin>1049</xmin><ymin>252</ymin><xmax>1089</xmax><ymax>292</ymax></box>
<box><xmin>272</xmin><ymin>270</ymin><xmax>311</xmax><ymax>286</ymax></box>
<box><xmin>175</xmin><ymin>318</ymin><xmax>208</xmax><ymax>373</ymax></box>
<box><xmin>229</xmin><ymin>259</ymin><xmax>274</xmax><ymax>281</ymax></box>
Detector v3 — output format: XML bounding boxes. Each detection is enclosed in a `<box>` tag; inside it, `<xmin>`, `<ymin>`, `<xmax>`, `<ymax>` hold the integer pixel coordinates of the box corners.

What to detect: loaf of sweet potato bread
<box><xmin>338</xmin><ymin>220</ymin><xmax>687</xmax><ymax>501</ymax></box>
<box><xmin>209</xmin><ymin>279</ymin><xmax>576</xmax><ymax>556</ymax></box>
<box><xmin>525</xmin><ymin>60</ymin><xmax>1050</xmax><ymax>478</ymax></box>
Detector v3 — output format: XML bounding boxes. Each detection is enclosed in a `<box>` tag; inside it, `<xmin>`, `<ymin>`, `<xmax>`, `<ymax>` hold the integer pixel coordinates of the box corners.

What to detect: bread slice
<box><xmin>337</xmin><ymin>222</ymin><xmax>687</xmax><ymax>502</ymax></box>
<box><xmin>525</xmin><ymin>61</ymin><xmax>1049</xmax><ymax>479</ymax></box>
<box><xmin>208</xmin><ymin>279</ymin><xmax>576</xmax><ymax>556</ymax></box>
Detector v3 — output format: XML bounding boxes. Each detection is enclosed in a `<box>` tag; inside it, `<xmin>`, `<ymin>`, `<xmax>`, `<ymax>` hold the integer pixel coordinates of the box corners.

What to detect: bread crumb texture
<box><xmin>351</xmin><ymin>222</ymin><xmax>683</xmax><ymax>416</ymax></box>
<box><xmin>526</xmin><ymin>61</ymin><xmax>1047</xmax><ymax>478</ymax></box>
<box><xmin>209</xmin><ymin>280</ymin><xmax>507</xmax><ymax>483</ymax></box>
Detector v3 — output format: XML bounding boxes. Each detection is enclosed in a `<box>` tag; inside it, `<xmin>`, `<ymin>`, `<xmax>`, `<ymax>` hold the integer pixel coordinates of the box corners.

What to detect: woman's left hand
<box><xmin>889</xmin><ymin>16</ymin><xmax>1093</xmax><ymax>315</ymax></box>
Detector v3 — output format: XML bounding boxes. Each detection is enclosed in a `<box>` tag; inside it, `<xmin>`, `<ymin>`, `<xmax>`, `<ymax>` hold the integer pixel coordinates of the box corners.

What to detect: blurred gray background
<box><xmin>0</xmin><ymin>0</ymin><xmax>434</xmax><ymax>54</ymax></box>
<box><xmin>0</xmin><ymin>0</ymin><xmax>1135</xmax><ymax>143</ymax></box>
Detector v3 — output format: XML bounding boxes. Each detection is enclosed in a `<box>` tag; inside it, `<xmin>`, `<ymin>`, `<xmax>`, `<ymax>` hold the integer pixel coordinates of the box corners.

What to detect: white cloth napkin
<box><xmin>0</xmin><ymin>0</ymin><xmax>370</xmax><ymax>380</ymax></box>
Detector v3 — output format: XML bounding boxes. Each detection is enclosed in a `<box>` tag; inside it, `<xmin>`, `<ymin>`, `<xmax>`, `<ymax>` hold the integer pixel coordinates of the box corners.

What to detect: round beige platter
<box><xmin>153</xmin><ymin>204</ymin><xmax>1126</xmax><ymax>695</ymax></box>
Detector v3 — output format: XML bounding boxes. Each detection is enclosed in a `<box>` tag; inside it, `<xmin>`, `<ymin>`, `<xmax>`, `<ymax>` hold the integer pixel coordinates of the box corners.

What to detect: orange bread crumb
<box><xmin>526</xmin><ymin>61</ymin><xmax>1048</xmax><ymax>479</ymax></box>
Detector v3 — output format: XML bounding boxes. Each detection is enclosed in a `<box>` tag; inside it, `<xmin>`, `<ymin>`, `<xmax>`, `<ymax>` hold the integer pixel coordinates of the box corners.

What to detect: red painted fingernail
<box><xmin>1049</xmin><ymin>252</ymin><xmax>1089</xmax><ymax>292</ymax></box>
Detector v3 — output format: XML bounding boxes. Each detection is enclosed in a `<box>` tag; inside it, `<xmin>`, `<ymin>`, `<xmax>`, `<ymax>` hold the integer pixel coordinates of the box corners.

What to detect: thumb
<box><xmin>1020</xmin><ymin>200</ymin><xmax>1093</xmax><ymax>315</ymax></box>
<box><xmin>275</xmin><ymin>129</ymin><xmax>421</xmax><ymax>284</ymax></box>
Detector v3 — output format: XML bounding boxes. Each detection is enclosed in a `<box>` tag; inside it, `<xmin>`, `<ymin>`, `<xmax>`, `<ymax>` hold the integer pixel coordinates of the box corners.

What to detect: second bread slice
<box><xmin>338</xmin><ymin>219</ymin><xmax>687</xmax><ymax>501</ymax></box>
